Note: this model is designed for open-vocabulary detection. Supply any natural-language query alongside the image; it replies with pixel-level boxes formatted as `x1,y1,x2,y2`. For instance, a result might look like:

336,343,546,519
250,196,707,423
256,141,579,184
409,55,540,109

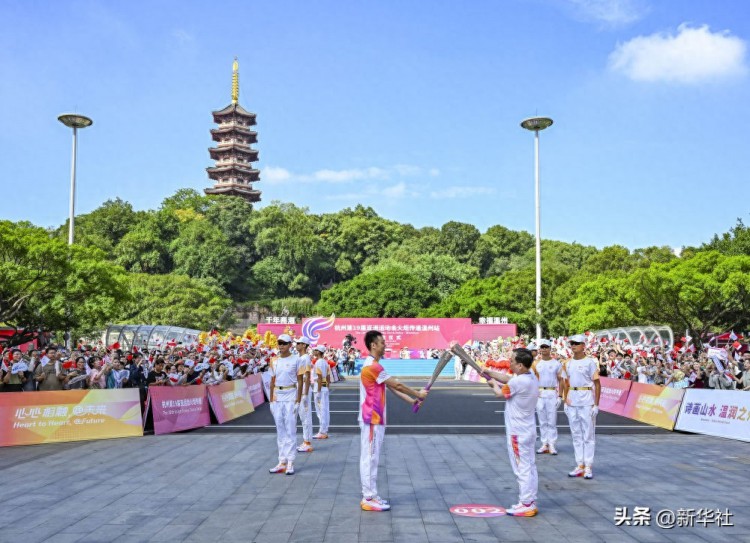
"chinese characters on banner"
0,389,142,447
598,377,632,416
206,378,255,424
621,383,685,430
147,385,211,435
308,318,473,354
675,389,750,442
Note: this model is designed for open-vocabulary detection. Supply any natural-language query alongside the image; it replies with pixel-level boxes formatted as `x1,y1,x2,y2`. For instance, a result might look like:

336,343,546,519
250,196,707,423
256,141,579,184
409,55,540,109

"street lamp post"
58,114,93,246
58,113,93,348
520,116,553,344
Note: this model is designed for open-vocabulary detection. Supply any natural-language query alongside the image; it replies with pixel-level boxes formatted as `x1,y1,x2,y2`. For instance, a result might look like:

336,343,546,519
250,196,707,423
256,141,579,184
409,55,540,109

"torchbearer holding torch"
359,330,428,512
484,348,540,517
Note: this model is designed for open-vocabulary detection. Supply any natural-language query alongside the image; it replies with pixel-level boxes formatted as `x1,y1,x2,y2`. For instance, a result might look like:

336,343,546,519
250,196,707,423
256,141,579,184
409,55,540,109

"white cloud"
261,164,438,185
609,24,747,83
429,186,496,199
263,166,292,184
567,0,647,26
324,182,418,201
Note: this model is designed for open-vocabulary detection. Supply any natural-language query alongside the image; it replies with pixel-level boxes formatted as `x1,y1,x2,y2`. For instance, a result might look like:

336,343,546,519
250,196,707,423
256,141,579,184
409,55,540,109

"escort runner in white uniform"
269,334,304,475
312,346,331,439
487,348,540,517
561,334,601,480
295,338,314,452
534,338,563,455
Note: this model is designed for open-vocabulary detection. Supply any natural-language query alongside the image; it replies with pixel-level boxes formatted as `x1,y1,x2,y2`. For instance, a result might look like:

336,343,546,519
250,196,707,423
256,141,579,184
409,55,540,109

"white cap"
295,337,311,345
538,338,552,347
278,334,292,343
527,342,538,351
569,334,586,343
313,345,326,354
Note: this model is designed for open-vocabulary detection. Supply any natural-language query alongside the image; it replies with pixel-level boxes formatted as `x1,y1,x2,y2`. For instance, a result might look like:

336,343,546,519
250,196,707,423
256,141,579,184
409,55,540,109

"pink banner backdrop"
622,382,685,430
148,385,210,435
206,379,255,424
598,377,632,416
471,324,518,341
245,374,266,407
302,317,472,353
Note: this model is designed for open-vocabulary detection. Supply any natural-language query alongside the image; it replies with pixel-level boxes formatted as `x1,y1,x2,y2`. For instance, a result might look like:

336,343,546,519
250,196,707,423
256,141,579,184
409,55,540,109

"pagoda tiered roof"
208,144,259,161
205,183,261,200
204,58,261,203
206,164,260,181
211,103,257,123
210,125,258,144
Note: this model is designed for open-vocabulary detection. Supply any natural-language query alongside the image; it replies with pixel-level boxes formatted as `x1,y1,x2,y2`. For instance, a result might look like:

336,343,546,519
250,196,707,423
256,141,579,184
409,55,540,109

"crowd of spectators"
0,339,346,397
455,335,750,392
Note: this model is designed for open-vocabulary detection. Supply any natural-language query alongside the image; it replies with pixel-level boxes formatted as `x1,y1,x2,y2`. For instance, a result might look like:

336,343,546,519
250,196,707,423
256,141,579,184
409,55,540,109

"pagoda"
204,58,262,202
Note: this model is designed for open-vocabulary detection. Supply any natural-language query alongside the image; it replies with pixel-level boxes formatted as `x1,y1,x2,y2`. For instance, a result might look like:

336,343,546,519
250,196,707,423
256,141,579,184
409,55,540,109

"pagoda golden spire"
231,57,239,104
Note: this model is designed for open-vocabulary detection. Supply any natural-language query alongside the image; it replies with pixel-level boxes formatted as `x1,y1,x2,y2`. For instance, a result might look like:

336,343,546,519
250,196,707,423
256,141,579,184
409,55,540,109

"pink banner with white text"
301,316,472,354
244,374,266,408
598,377,632,416
148,385,211,435
206,379,255,424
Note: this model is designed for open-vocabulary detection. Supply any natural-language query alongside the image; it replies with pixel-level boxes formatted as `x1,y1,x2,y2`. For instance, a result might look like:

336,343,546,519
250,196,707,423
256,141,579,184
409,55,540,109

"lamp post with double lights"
520,116,553,344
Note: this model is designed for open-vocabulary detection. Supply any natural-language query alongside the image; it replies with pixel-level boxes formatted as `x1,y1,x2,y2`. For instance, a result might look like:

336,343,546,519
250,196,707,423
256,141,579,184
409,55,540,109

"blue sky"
1,0,748,250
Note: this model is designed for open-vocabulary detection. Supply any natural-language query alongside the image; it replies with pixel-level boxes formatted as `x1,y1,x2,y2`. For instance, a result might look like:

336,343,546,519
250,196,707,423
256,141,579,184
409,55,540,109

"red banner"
622,382,685,430
302,317,472,354
0,389,142,447
244,374,266,407
598,377,632,416
206,379,255,424
147,385,210,435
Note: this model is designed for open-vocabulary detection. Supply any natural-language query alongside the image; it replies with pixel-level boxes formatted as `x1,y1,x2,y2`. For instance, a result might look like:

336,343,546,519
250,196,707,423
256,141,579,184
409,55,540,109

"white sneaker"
549,445,558,455
361,497,391,511
507,501,538,517
583,466,593,479
536,444,550,454
568,465,585,477
285,463,295,475
269,462,286,474
296,442,313,453
374,496,390,506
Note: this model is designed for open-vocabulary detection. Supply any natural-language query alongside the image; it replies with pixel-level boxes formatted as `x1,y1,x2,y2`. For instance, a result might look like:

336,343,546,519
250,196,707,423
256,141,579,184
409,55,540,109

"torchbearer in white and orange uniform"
359,330,428,512
533,338,563,455
268,334,304,475
485,348,540,517
295,337,314,453
561,334,601,480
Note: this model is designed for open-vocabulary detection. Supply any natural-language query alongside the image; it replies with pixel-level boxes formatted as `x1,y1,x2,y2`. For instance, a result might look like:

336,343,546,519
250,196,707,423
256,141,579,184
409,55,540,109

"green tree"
57,198,143,257
119,273,233,330
470,226,534,276
248,202,330,297
439,221,480,263
170,219,241,289
316,268,439,317
702,219,750,256
0,221,129,345
114,212,175,274
317,205,406,281
365,253,479,299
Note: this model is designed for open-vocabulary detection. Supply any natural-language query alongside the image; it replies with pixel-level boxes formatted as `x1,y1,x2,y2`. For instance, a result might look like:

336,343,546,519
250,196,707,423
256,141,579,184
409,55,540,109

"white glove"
591,405,599,418
301,394,308,403
555,397,562,409
563,403,570,415
293,402,299,415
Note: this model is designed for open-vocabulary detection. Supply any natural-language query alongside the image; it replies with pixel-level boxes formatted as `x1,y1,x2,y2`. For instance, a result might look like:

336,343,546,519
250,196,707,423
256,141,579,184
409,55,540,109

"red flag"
62,360,76,369
733,341,742,349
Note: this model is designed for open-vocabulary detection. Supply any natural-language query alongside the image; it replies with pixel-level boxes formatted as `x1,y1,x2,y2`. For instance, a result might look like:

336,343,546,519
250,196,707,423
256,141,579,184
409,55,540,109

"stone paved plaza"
1,433,748,543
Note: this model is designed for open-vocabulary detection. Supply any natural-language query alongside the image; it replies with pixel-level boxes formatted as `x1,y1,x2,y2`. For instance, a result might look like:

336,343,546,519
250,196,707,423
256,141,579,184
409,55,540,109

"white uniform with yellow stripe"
534,358,562,447
313,357,331,434
270,355,303,464
561,357,599,467
297,353,313,443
